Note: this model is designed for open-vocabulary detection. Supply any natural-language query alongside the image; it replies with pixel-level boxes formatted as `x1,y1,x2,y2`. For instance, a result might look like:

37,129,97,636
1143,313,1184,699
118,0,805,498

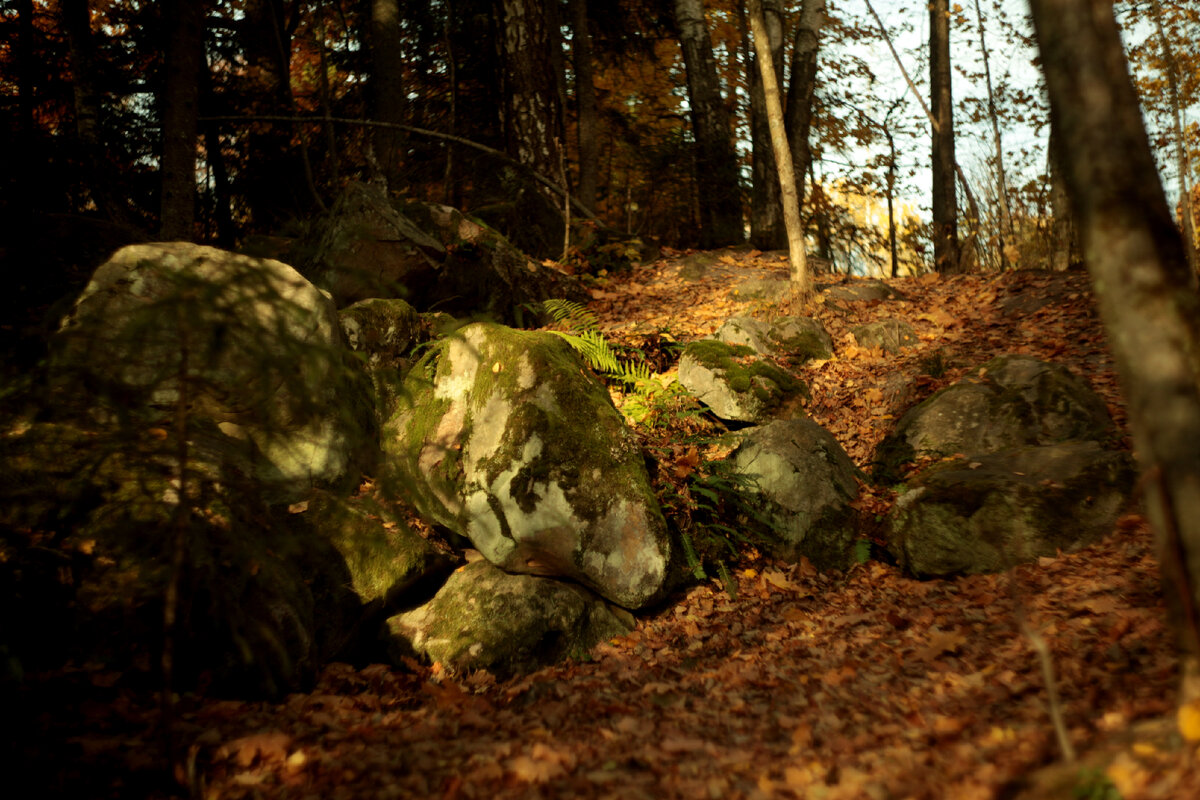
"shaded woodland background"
2,1,1198,326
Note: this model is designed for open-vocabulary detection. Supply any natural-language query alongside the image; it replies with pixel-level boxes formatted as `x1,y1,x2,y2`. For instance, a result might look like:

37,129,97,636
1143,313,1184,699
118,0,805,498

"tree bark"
930,0,960,273
365,0,407,189
785,0,824,210
1148,0,1200,281
159,0,204,241
1047,123,1079,271
973,0,1013,270
746,0,785,251
241,0,308,226
673,0,743,247
495,0,566,188
747,0,807,293
61,0,126,222
568,0,599,215
1030,0,1200,704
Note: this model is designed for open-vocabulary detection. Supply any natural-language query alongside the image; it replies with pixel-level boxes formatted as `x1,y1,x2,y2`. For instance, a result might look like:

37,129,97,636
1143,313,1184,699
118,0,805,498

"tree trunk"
241,0,307,227
61,0,126,222
494,0,565,183
568,0,599,215
785,0,824,209
930,0,960,273
159,0,204,241
747,0,807,293
973,0,1013,270
1149,0,1200,281
1030,0,1200,705
14,0,36,213
364,0,407,189
746,0,785,250
673,0,743,248
1047,123,1079,271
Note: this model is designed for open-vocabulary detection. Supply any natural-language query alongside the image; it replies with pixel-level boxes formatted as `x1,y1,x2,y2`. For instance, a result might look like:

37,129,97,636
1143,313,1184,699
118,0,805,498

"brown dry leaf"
915,628,968,661
216,731,293,767
507,754,566,783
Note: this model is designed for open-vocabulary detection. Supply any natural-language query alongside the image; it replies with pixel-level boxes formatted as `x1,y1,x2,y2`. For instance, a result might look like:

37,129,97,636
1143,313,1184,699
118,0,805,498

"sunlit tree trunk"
973,0,1013,269
746,0,785,251
1030,0,1200,707
568,0,598,214
785,0,824,209
748,0,807,293
673,0,743,247
930,0,960,273
1149,0,1200,280
159,0,204,240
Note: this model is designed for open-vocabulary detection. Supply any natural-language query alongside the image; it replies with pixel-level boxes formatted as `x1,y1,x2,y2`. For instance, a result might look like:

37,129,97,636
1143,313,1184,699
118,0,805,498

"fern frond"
541,298,600,333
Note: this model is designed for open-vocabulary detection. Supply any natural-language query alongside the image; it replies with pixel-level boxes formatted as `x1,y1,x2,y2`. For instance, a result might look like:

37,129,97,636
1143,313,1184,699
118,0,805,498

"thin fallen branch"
200,114,602,223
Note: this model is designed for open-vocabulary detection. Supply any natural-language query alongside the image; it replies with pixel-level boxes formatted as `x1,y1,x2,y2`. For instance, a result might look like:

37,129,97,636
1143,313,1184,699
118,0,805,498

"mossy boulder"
822,279,907,303
714,315,833,361
338,298,455,423
726,418,862,570
50,242,377,503
851,319,919,354
886,442,1135,578
303,181,445,305
382,322,670,608
0,421,365,699
398,200,588,322
677,339,809,424
385,559,633,677
291,491,454,611
873,354,1116,482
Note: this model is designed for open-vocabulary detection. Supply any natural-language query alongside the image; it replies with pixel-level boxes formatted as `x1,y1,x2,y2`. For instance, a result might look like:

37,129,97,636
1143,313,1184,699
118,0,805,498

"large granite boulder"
304,182,445,305
714,315,833,361
873,354,1117,481
400,200,588,320
50,242,376,502
851,319,919,354
726,419,862,570
677,340,809,424
0,422,365,699
302,182,586,321
338,297,454,424
383,322,670,608
887,442,1135,578
386,559,633,678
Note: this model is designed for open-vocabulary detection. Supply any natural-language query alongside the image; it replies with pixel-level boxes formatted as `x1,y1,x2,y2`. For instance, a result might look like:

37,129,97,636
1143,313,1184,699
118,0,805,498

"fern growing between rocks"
538,299,653,387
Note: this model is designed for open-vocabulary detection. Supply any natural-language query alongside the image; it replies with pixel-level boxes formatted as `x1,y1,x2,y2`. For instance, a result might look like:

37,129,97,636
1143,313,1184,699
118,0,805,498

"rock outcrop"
677,340,808,425
726,418,862,570
384,322,671,608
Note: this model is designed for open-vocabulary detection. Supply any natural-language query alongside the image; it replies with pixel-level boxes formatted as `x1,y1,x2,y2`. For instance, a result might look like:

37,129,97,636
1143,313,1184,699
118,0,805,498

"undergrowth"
535,298,768,595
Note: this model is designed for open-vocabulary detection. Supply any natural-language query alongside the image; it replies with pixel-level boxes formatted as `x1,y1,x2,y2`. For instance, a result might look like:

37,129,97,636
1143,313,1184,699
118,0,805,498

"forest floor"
14,248,1199,799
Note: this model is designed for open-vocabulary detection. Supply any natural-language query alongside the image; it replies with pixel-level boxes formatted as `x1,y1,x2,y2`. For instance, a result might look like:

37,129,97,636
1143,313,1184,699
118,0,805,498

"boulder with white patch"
383,322,670,608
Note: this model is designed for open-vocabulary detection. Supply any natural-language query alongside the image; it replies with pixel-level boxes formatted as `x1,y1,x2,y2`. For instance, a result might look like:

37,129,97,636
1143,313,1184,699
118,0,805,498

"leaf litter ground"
15,249,1198,799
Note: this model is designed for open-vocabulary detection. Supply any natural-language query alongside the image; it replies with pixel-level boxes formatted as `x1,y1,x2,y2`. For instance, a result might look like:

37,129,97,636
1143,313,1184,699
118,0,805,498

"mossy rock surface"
385,559,633,678
383,322,670,608
886,442,1134,578
873,354,1117,482
0,421,364,699
294,490,453,610
677,339,809,424
851,319,919,354
50,242,377,503
714,315,833,361
726,418,862,570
